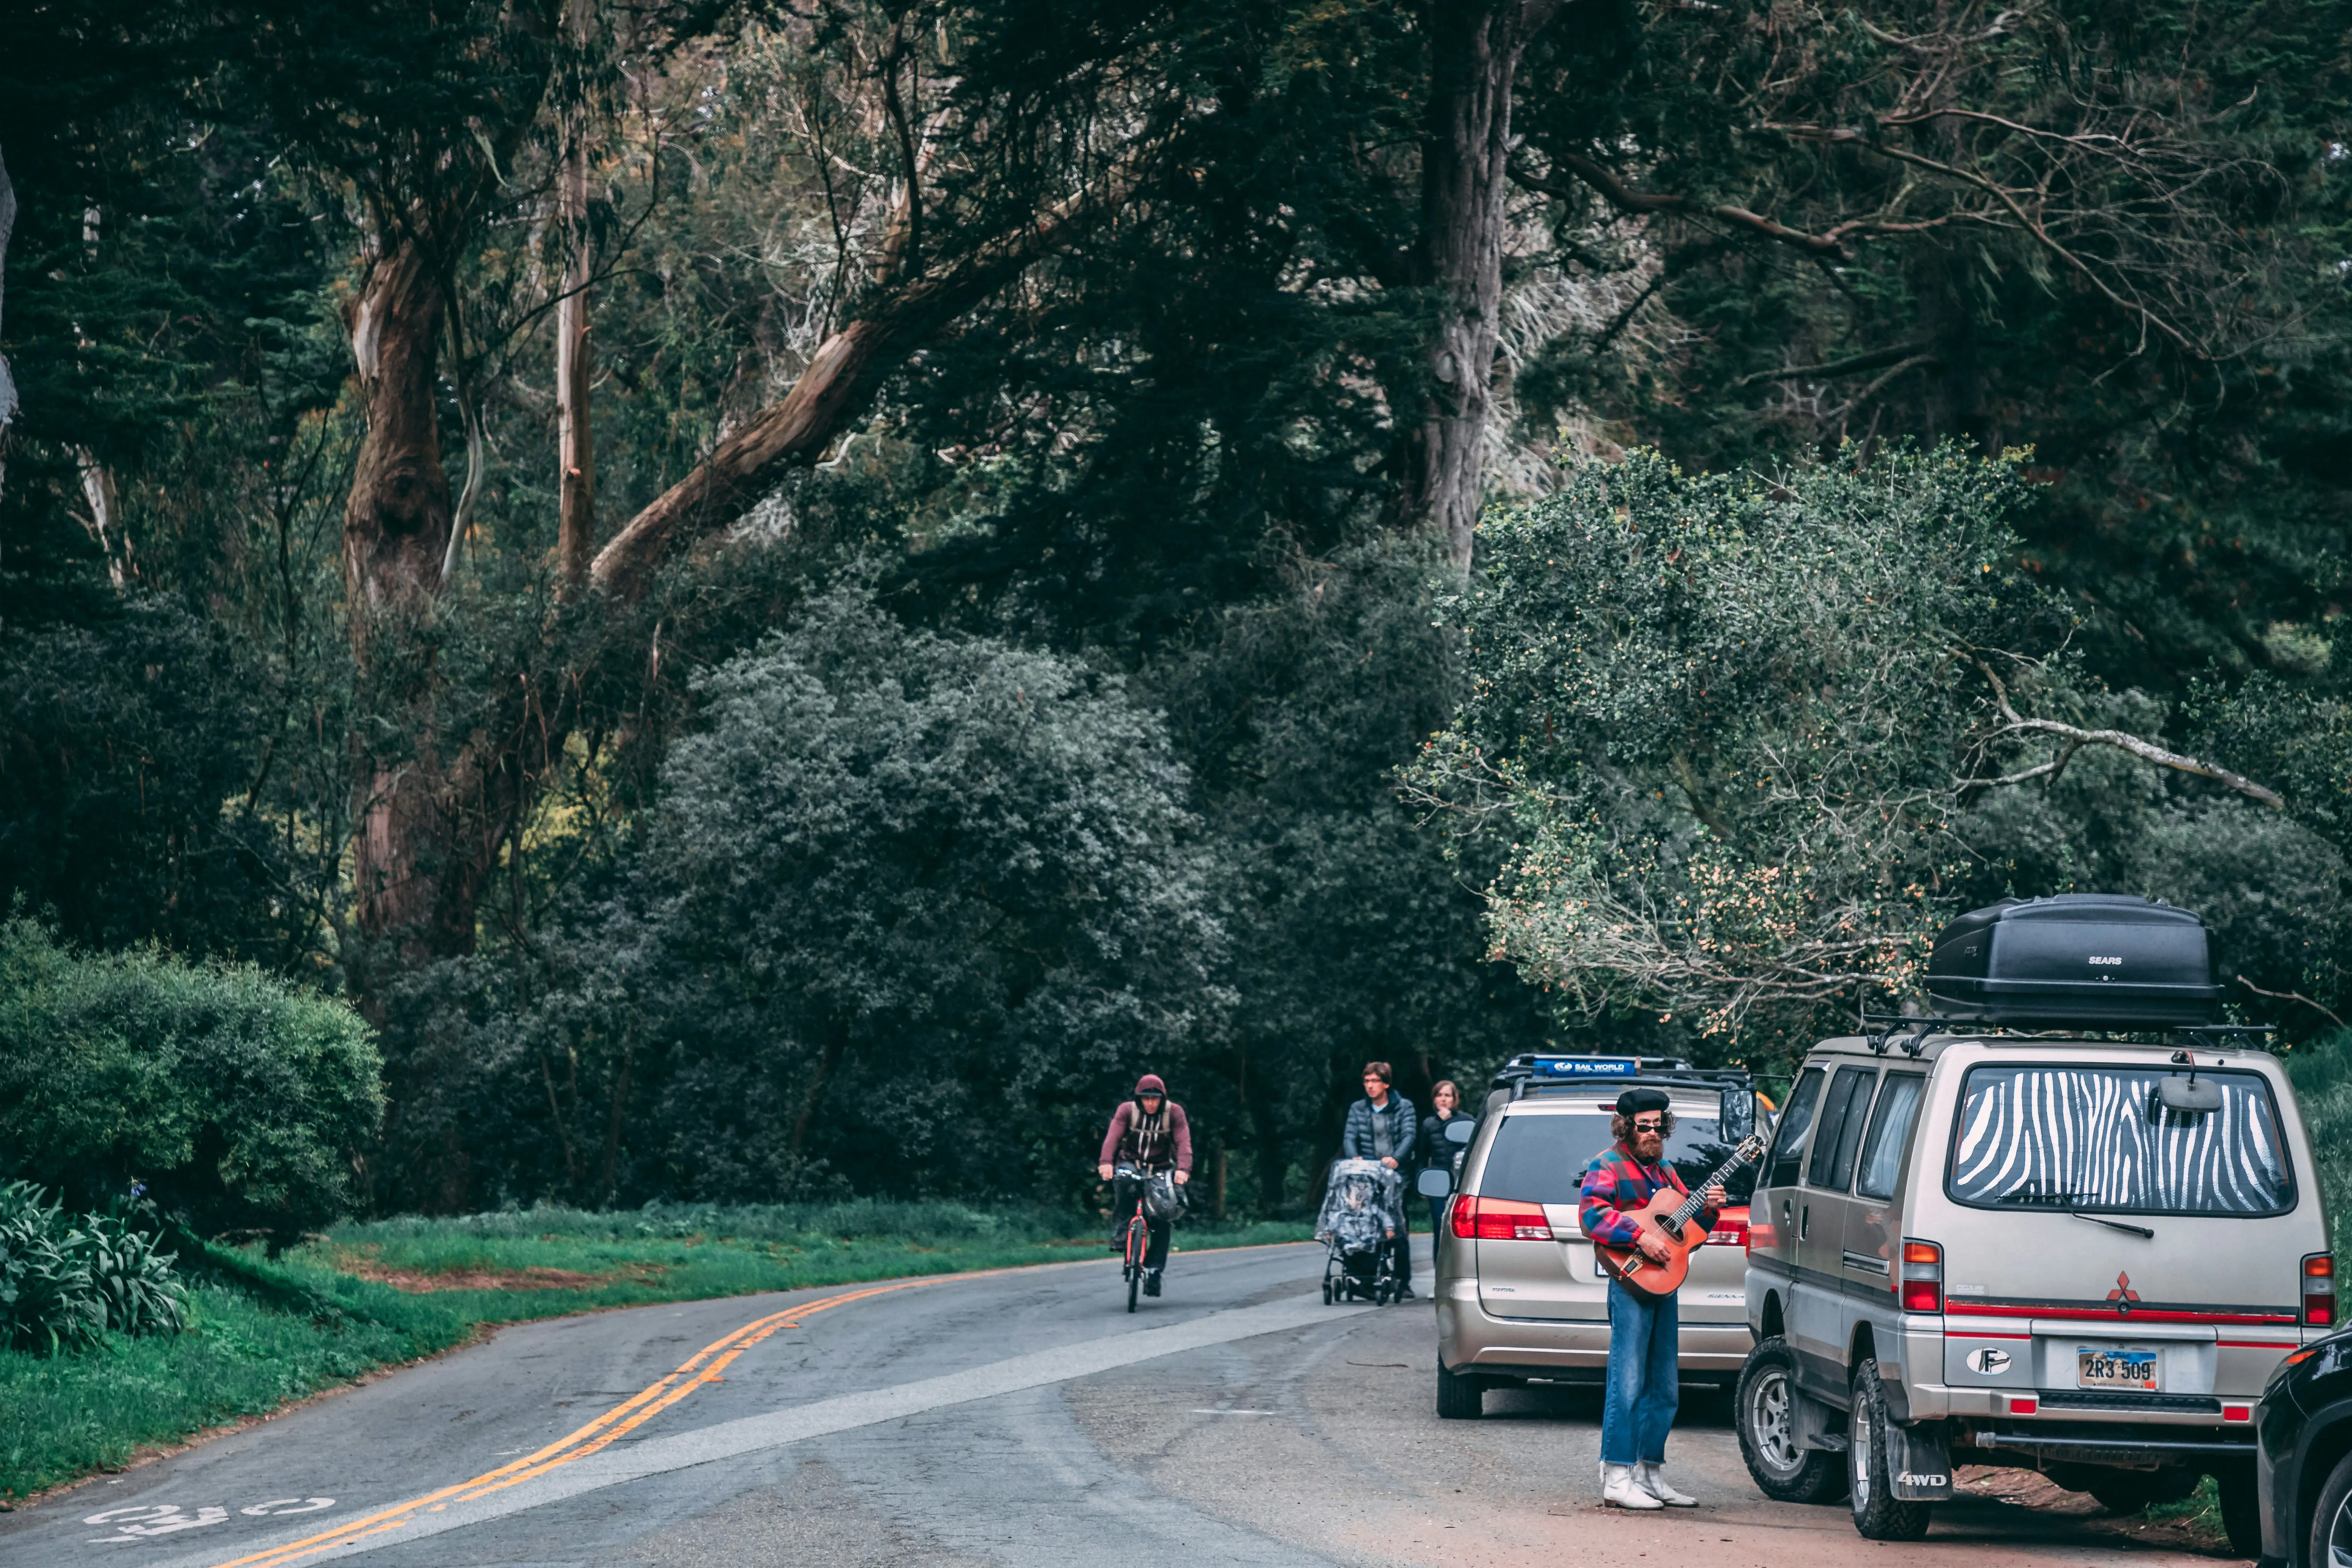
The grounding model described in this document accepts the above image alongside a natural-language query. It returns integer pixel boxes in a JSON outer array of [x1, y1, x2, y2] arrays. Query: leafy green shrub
[[0, 1182, 189, 1353], [2285, 1031, 2352, 1230], [0, 1183, 103, 1354], [0, 920, 383, 1237], [77, 1211, 189, 1338]]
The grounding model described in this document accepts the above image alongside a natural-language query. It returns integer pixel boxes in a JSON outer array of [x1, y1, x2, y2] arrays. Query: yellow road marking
[[203, 1276, 964, 1568]]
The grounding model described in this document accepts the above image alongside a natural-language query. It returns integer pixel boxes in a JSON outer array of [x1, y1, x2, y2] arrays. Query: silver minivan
[[1428, 1061, 1762, 1418], [1739, 1029, 2328, 1550]]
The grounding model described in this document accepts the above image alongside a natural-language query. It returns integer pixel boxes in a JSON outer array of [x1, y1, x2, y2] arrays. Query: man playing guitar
[[1580, 1086, 1726, 1510]]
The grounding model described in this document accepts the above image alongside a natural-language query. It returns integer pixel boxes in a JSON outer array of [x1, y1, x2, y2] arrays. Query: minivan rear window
[[1480, 1110, 1760, 1208], [1947, 1065, 2293, 1217]]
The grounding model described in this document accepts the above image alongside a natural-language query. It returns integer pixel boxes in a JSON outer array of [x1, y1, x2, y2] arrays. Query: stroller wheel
[[1321, 1279, 1333, 1305], [1375, 1283, 1392, 1306]]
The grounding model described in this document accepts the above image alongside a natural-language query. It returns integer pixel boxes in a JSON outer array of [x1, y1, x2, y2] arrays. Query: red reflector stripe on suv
[[1945, 1300, 2299, 1327]]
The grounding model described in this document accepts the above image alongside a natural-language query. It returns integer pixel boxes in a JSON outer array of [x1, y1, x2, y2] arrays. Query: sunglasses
[[1631, 1118, 1666, 1132]]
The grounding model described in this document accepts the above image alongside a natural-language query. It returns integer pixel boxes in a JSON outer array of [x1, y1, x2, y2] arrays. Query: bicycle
[[1114, 1162, 1149, 1312]]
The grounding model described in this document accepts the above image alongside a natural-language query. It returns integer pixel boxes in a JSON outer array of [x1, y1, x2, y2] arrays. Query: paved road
[[0, 1240, 2239, 1567]]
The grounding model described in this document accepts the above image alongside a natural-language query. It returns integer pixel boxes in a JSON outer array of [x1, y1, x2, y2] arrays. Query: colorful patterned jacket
[[1578, 1141, 1718, 1248]]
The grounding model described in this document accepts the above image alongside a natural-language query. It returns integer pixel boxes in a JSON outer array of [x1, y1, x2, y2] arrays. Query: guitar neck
[[1664, 1138, 1764, 1228]]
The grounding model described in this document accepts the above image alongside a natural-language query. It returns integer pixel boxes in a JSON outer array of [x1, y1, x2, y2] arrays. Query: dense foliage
[[1416, 449, 2348, 1054], [377, 585, 1225, 1207], [0, 921, 383, 1235]]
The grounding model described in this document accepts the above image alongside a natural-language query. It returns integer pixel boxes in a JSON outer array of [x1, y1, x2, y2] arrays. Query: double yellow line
[[207, 1275, 958, 1568]]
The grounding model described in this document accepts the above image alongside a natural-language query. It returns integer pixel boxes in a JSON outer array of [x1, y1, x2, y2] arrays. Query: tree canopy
[[1, 0, 2346, 1210]]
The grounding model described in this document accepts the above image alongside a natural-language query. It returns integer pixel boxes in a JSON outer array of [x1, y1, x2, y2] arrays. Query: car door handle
[[1800, 1204, 1810, 1240]]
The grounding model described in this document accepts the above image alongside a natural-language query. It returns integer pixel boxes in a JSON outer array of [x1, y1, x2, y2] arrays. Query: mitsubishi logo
[[2108, 1271, 2141, 1315]]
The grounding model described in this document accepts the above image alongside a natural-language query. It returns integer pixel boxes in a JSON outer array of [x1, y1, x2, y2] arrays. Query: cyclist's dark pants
[[1112, 1171, 1172, 1271]]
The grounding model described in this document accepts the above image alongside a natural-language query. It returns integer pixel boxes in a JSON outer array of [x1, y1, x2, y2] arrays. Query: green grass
[[0, 1200, 1312, 1503]]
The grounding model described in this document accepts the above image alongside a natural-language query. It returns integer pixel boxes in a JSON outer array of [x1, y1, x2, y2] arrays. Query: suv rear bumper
[[1436, 1280, 1752, 1380]]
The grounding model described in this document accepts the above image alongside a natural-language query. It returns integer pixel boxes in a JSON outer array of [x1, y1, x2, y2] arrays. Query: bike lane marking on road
[[191, 1273, 972, 1568], [178, 1289, 1363, 1568]]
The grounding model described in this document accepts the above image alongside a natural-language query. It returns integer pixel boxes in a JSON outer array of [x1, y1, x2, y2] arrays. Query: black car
[[2256, 1328, 2352, 1566]]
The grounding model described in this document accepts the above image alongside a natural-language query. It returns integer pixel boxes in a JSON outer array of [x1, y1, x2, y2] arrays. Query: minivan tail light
[[1900, 1239, 1943, 1314], [1454, 1196, 1553, 1242], [2305, 1253, 2334, 1327]]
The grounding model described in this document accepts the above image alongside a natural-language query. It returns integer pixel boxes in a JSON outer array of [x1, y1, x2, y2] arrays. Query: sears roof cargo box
[[1925, 894, 2219, 1027]]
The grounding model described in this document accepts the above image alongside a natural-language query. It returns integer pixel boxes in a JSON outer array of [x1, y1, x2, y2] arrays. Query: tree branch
[[589, 144, 1159, 600], [1969, 658, 2284, 808], [1735, 340, 1936, 387], [1518, 153, 1856, 258], [2238, 974, 2346, 1031]]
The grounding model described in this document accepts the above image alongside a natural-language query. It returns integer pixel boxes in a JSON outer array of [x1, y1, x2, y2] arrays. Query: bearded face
[[1626, 1112, 1669, 1161]]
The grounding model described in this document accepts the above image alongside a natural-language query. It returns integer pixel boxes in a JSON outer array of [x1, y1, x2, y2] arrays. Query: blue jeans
[[1602, 1279, 1680, 1465]]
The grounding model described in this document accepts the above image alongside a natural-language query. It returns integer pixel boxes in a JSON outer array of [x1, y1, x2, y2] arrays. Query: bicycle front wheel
[[1125, 1217, 1147, 1312]]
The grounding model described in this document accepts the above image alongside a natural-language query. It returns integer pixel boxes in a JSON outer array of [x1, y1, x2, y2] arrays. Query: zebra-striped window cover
[[1950, 1065, 2292, 1216]]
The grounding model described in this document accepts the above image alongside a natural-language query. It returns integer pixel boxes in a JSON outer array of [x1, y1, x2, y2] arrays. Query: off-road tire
[[1848, 1361, 1933, 1541], [1735, 1338, 1844, 1504], [2216, 1462, 2262, 1558], [1436, 1360, 1485, 1420], [2087, 1470, 2197, 1515]]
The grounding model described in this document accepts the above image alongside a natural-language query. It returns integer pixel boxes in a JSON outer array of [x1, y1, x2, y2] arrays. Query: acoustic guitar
[[1592, 1131, 1771, 1299]]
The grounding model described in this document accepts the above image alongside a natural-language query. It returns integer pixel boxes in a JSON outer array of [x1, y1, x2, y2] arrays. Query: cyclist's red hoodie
[[1099, 1098, 1193, 1173]]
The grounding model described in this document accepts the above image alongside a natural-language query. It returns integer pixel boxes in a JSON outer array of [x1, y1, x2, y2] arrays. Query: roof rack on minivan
[[1854, 998, 2277, 1057], [1488, 1054, 1762, 1135]]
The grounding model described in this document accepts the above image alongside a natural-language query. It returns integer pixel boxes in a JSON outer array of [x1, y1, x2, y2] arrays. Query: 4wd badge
[[1966, 1346, 2012, 1375]]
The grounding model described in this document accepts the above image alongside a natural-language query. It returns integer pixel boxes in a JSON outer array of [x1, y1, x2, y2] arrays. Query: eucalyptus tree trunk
[[0, 146, 19, 510], [341, 233, 479, 978], [1407, 0, 1561, 574], [554, 0, 596, 598]]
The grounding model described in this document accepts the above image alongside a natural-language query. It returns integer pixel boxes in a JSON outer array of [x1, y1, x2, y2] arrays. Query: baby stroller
[[1315, 1158, 1405, 1305]]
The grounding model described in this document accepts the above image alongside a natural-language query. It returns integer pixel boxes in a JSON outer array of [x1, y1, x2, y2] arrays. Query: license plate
[[2077, 1347, 2160, 1392]]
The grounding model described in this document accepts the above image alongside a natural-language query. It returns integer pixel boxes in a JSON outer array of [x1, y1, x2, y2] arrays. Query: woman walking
[[1417, 1079, 1474, 1236]]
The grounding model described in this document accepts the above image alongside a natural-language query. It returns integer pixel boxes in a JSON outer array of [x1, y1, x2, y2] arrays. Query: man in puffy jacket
[[1339, 1061, 1417, 1298], [1098, 1073, 1191, 1296]]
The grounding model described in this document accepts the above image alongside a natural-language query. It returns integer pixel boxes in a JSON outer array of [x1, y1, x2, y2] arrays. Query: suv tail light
[[2306, 1253, 2334, 1326], [1900, 1239, 1943, 1314], [1450, 1195, 1554, 1242]]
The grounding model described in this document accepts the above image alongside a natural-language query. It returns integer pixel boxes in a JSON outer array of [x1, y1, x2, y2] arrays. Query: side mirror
[[1416, 1167, 1455, 1198], [2156, 1075, 2223, 1113], [1445, 1118, 1475, 1146]]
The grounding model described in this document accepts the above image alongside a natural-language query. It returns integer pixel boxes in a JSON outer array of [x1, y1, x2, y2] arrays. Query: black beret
[[1615, 1086, 1671, 1117]]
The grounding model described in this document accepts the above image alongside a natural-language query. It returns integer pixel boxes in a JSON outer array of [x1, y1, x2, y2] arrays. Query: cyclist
[[1097, 1073, 1193, 1297]]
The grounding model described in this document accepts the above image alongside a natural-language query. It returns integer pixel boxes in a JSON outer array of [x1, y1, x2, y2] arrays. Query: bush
[[0, 920, 383, 1237], [0, 1181, 185, 1354]]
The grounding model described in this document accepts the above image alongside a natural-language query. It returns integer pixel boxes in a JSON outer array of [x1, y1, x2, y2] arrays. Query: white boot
[[1635, 1461, 1697, 1507], [1602, 1462, 1664, 1510]]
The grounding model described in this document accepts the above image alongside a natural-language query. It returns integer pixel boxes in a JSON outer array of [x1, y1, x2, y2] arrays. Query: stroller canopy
[[1316, 1157, 1403, 1244]]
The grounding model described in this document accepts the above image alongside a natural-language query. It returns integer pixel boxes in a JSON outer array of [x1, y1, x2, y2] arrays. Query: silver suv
[[1424, 1056, 1764, 1418], [1738, 1029, 2327, 1551]]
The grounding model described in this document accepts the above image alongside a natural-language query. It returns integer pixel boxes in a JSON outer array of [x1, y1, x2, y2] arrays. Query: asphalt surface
[[0, 1239, 2242, 1568]]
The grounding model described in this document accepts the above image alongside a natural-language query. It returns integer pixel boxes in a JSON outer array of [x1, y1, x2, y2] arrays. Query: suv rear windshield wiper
[[2071, 1211, 2156, 1239]]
